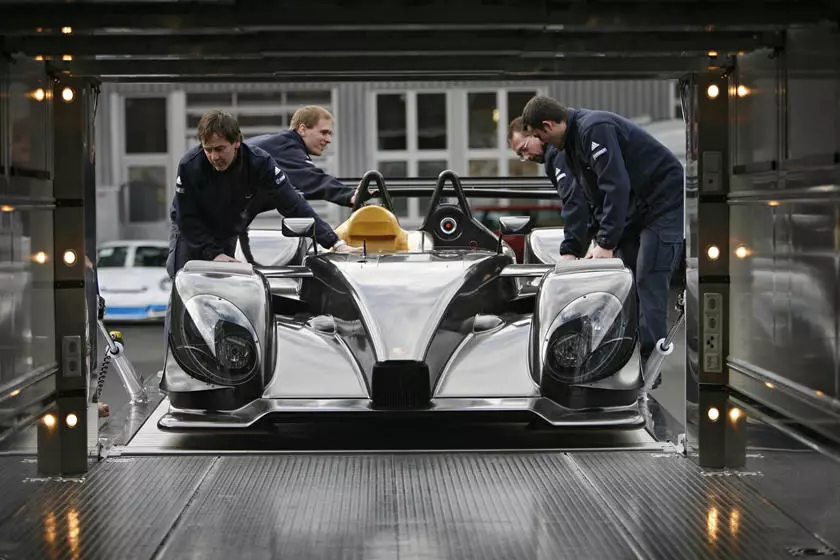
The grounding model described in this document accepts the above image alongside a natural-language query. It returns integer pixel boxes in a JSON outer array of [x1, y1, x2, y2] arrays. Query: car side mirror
[[497, 216, 532, 254], [499, 216, 532, 235], [281, 217, 318, 254]]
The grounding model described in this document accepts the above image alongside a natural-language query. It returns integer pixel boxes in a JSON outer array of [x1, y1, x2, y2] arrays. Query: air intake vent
[[371, 361, 431, 409]]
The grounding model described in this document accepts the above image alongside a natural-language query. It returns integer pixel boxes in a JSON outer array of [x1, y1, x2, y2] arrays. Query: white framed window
[[118, 95, 170, 225], [368, 86, 548, 223], [368, 91, 450, 219]]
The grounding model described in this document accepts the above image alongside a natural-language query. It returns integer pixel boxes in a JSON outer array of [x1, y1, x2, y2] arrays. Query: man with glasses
[[507, 116, 595, 261], [520, 96, 685, 368]]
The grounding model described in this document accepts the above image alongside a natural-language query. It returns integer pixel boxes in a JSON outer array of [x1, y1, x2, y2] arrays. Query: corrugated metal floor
[[0, 451, 831, 560]]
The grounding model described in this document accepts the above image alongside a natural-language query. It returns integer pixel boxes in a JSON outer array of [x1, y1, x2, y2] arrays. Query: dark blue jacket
[[543, 144, 595, 258], [246, 130, 354, 206], [561, 108, 684, 250], [167, 143, 338, 277]]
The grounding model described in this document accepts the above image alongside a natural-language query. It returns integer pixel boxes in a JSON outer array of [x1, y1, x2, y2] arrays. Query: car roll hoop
[[352, 169, 396, 213]]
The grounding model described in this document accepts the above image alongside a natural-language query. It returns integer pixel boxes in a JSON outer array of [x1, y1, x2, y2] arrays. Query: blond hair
[[290, 105, 334, 130]]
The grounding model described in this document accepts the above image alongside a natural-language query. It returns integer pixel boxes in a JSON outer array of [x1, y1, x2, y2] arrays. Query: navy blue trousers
[[613, 208, 684, 361]]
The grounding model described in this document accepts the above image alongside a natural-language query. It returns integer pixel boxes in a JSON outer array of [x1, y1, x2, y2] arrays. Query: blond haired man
[[247, 105, 363, 207]]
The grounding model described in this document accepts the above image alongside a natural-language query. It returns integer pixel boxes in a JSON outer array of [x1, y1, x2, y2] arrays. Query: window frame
[[367, 86, 549, 223]]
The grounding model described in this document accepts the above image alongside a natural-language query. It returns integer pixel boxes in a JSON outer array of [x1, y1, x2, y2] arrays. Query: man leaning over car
[[166, 109, 357, 281], [521, 95, 685, 366], [507, 116, 596, 262], [246, 105, 366, 208]]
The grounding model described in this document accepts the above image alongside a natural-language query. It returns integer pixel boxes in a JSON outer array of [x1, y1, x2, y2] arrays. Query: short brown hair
[[507, 116, 525, 144], [521, 96, 568, 132], [290, 105, 334, 130], [196, 110, 241, 144]]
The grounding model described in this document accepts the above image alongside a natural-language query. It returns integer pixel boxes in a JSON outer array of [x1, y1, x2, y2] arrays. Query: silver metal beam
[[47, 55, 717, 82], [5, 31, 783, 57]]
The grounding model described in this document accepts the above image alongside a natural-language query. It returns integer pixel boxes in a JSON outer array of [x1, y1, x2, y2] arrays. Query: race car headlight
[[173, 294, 261, 386], [543, 292, 636, 384]]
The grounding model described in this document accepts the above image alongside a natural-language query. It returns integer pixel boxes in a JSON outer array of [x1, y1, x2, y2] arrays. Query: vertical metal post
[[37, 77, 94, 476], [688, 71, 747, 469]]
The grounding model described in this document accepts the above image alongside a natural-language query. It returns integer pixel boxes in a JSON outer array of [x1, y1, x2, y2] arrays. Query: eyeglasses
[[515, 137, 532, 161]]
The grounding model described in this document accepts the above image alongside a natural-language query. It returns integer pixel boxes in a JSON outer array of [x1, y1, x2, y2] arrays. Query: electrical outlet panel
[[62, 335, 82, 377], [702, 292, 723, 373], [704, 352, 722, 372]]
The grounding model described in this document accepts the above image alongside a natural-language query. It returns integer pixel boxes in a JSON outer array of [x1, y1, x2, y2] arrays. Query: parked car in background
[[96, 240, 170, 322], [475, 204, 563, 261]]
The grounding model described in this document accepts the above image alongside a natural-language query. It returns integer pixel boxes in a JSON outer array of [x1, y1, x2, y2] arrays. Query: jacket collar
[[284, 129, 310, 155], [563, 108, 580, 154]]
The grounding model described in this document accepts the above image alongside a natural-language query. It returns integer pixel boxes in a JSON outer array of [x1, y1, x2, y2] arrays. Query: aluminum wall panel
[[335, 82, 368, 177], [785, 28, 840, 161], [732, 48, 781, 171], [548, 79, 674, 122], [728, 27, 840, 435]]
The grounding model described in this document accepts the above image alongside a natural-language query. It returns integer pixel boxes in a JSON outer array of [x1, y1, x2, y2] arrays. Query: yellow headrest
[[335, 205, 409, 252]]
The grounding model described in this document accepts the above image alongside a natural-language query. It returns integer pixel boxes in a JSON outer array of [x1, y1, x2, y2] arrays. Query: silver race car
[[158, 170, 644, 430]]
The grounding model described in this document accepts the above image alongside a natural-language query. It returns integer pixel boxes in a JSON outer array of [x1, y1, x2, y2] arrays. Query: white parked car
[[96, 240, 171, 322]]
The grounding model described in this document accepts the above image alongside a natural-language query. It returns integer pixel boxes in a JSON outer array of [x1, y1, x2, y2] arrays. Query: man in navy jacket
[[246, 105, 361, 207], [166, 110, 355, 279], [521, 96, 684, 365], [507, 116, 595, 260]]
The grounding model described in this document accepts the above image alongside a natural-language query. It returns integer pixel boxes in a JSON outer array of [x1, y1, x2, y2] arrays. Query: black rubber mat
[[155, 453, 639, 560], [0, 456, 213, 560], [571, 452, 830, 559]]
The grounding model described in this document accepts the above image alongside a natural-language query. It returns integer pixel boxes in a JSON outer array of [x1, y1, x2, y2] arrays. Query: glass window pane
[[237, 91, 280, 104], [8, 56, 51, 176], [507, 91, 537, 121], [469, 159, 499, 177], [417, 160, 448, 215], [286, 90, 332, 105], [377, 160, 408, 216], [417, 160, 448, 178], [238, 114, 286, 128], [417, 94, 447, 150], [508, 159, 542, 177], [125, 166, 167, 223], [97, 246, 128, 268], [187, 114, 202, 130], [0, 207, 56, 385], [133, 246, 168, 267], [468, 92, 498, 149], [377, 94, 407, 150], [125, 98, 168, 154]]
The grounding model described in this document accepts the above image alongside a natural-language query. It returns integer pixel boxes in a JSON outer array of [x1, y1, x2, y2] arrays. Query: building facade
[[93, 79, 683, 242]]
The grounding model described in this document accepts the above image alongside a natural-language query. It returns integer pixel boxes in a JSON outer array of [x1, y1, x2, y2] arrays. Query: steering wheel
[[419, 170, 500, 251], [352, 169, 396, 213]]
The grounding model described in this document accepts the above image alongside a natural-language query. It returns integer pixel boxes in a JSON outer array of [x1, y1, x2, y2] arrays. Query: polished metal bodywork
[[160, 239, 644, 429]]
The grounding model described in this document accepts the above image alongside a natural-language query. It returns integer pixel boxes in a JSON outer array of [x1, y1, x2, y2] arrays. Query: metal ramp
[[0, 398, 835, 559], [0, 449, 833, 559]]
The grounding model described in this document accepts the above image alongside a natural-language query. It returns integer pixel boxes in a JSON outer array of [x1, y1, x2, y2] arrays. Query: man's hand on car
[[350, 180, 379, 208], [333, 240, 363, 254], [558, 254, 577, 261], [585, 245, 614, 259], [213, 253, 240, 262]]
